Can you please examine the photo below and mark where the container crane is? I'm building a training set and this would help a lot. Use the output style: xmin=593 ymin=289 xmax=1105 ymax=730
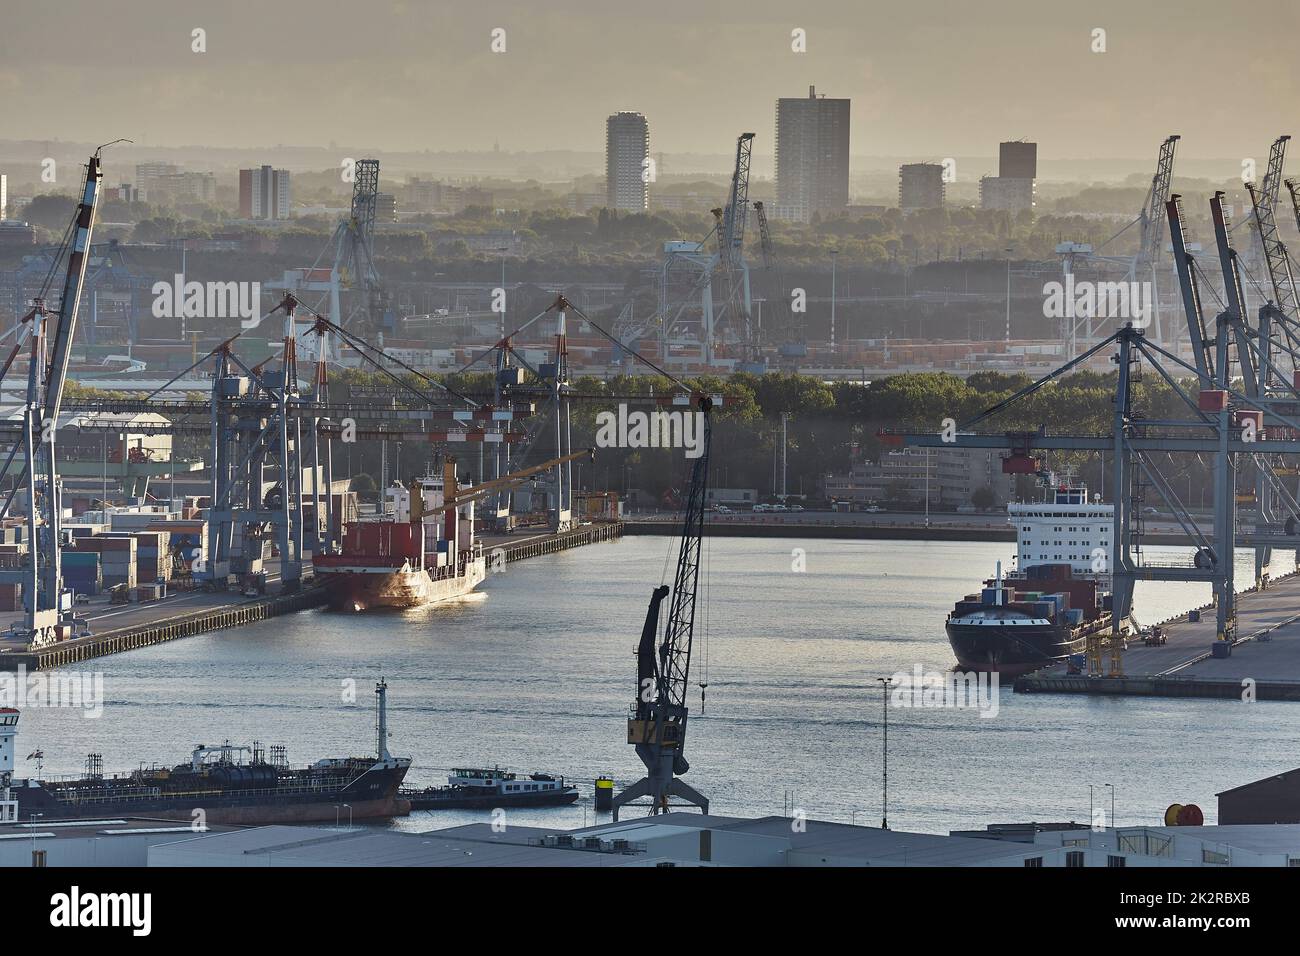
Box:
xmin=754 ymin=200 xmax=804 ymax=359
xmin=0 ymin=151 xmax=103 ymax=644
xmin=612 ymin=394 xmax=713 ymax=821
xmin=718 ymin=134 xmax=762 ymax=371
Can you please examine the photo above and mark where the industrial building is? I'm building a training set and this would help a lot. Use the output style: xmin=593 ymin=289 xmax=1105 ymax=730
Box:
xmin=239 ymin=165 xmax=291 ymax=220
xmin=822 ymin=445 xmax=1014 ymax=510
xmin=775 ymin=86 xmax=850 ymax=222
xmin=0 ymin=173 xmax=6 ymax=220
xmin=605 ymin=111 xmax=650 ymax=212
xmin=0 ymin=818 xmax=241 ymax=867
xmin=898 ymin=163 xmax=945 ymax=214
xmin=1218 ymin=768 xmax=1300 ymax=824
xmin=142 ymin=814 xmax=1300 ymax=867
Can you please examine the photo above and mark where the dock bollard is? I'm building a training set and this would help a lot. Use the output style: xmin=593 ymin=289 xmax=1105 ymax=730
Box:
xmin=594 ymin=776 xmax=614 ymax=812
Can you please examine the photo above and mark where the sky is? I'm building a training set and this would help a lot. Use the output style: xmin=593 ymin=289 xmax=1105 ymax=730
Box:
xmin=2 ymin=0 xmax=1298 ymax=163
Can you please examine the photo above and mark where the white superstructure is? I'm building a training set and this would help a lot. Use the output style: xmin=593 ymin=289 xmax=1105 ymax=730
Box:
xmin=1008 ymin=477 xmax=1113 ymax=579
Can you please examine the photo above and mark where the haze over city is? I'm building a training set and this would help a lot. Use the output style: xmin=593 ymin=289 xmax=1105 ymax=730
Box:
xmin=2 ymin=0 xmax=1298 ymax=162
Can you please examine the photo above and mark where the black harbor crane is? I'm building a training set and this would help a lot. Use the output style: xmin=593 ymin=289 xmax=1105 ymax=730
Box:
xmin=612 ymin=393 xmax=714 ymax=821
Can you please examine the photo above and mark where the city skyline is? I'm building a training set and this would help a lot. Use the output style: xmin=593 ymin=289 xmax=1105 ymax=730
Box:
xmin=3 ymin=0 xmax=1299 ymax=160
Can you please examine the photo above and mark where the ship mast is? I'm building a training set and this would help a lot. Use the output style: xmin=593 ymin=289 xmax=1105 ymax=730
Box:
xmin=375 ymin=679 xmax=390 ymax=761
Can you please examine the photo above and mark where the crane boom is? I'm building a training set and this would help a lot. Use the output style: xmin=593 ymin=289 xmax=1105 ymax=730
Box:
xmin=1138 ymin=136 xmax=1179 ymax=271
xmin=445 ymin=447 xmax=594 ymax=507
xmin=1166 ymin=194 xmax=1214 ymax=382
xmin=27 ymin=153 xmax=102 ymax=642
xmin=612 ymin=394 xmax=713 ymax=820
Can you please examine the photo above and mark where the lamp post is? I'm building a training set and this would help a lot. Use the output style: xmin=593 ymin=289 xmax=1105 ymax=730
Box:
xmin=830 ymin=250 xmax=840 ymax=351
xmin=1104 ymin=783 xmax=1115 ymax=829
xmin=1004 ymin=245 xmax=1014 ymax=343
xmin=877 ymin=676 xmax=893 ymax=829
xmin=497 ymin=246 xmax=509 ymax=340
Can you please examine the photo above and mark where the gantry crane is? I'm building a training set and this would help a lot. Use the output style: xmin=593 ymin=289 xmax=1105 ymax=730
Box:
xmin=338 ymin=159 xmax=393 ymax=333
xmin=1056 ymin=135 xmax=1179 ymax=354
xmin=613 ymin=393 xmax=713 ymax=821
xmin=0 ymin=151 xmax=103 ymax=644
xmin=753 ymin=200 xmax=804 ymax=359
xmin=650 ymin=133 xmax=757 ymax=368
xmin=1245 ymin=137 xmax=1297 ymax=377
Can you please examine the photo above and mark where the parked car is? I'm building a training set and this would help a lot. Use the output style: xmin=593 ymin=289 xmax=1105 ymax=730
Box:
xmin=772 ymin=504 xmax=789 ymax=513
xmin=864 ymin=505 xmax=885 ymax=513
xmin=790 ymin=504 xmax=804 ymax=513
xmin=753 ymin=503 xmax=771 ymax=513
xmin=716 ymin=505 xmax=733 ymax=515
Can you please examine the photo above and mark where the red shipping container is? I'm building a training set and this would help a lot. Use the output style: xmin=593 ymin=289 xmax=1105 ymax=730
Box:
xmin=1198 ymin=389 xmax=1229 ymax=412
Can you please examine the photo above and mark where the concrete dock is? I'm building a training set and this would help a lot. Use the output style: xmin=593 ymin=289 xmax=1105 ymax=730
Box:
xmin=0 ymin=521 xmax=622 ymax=671
xmin=1016 ymin=570 xmax=1300 ymax=700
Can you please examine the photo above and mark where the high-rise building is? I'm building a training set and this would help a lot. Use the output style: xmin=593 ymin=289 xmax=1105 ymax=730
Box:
xmin=133 ymin=163 xmax=214 ymax=204
xmin=775 ymin=85 xmax=850 ymax=222
xmin=980 ymin=176 xmax=1034 ymax=213
xmin=605 ymin=112 xmax=650 ymax=211
xmin=239 ymin=166 xmax=291 ymax=220
xmin=898 ymin=163 xmax=945 ymax=213
xmin=135 ymin=162 xmax=179 ymax=194
xmin=980 ymin=141 xmax=1037 ymax=214
xmin=999 ymin=141 xmax=1037 ymax=179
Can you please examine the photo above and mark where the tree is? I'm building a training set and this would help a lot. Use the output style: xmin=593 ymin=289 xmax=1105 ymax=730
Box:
xmin=23 ymin=194 xmax=77 ymax=230
xmin=971 ymin=486 xmax=997 ymax=510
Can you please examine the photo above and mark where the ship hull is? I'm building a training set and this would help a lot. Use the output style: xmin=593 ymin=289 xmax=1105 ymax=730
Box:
xmin=403 ymin=787 xmax=580 ymax=811
xmin=11 ymin=762 xmax=412 ymax=825
xmin=945 ymin=620 xmax=1089 ymax=677
xmin=321 ymin=557 xmax=487 ymax=611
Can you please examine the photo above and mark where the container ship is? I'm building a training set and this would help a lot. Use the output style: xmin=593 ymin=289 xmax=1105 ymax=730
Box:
xmin=946 ymin=477 xmax=1115 ymax=675
xmin=313 ymin=459 xmax=486 ymax=611
xmin=0 ymin=681 xmax=411 ymax=825
xmin=401 ymin=767 xmax=580 ymax=810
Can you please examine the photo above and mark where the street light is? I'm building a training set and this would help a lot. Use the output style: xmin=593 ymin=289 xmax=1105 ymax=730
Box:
xmin=830 ymin=250 xmax=840 ymax=351
xmin=876 ymin=676 xmax=893 ymax=830
xmin=497 ymin=246 xmax=509 ymax=339
xmin=1004 ymin=245 xmax=1015 ymax=343
xmin=1104 ymin=783 xmax=1115 ymax=828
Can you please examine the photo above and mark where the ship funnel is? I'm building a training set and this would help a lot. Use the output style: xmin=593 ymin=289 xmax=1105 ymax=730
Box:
xmin=443 ymin=457 xmax=459 ymax=505
xmin=408 ymin=479 xmax=424 ymax=524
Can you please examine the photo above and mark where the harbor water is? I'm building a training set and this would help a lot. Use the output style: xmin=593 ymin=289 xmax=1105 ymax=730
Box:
xmin=14 ymin=537 xmax=1299 ymax=834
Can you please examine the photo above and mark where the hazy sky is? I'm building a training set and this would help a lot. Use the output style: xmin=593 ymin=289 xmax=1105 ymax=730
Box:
xmin=3 ymin=0 xmax=1298 ymax=162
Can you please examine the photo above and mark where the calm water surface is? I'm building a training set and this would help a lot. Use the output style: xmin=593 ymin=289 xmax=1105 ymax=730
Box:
xmin=15 ymin=537 xmax=1299 ymax=833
